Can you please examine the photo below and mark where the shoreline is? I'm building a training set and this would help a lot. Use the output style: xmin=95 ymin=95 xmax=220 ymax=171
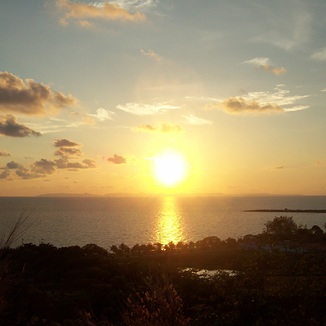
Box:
xmin=244 ymin=209 xmax=326 ymax=213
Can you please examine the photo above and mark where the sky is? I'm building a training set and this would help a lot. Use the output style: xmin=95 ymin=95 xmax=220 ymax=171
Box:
xmin=0 ymin=0 xmax=326 ymax=196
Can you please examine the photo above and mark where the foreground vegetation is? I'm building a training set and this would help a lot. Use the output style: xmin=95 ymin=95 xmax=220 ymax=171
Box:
xmin=0 ymin=216 xmax=325 ymax=325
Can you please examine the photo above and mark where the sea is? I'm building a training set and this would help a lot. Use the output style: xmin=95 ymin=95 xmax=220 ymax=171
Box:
xmin=0 ymin=196 xmax=326 ymax=250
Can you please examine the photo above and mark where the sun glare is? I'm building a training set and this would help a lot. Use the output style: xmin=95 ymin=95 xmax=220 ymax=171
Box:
xmin=153 ymin=150 xmax=188 ymax=187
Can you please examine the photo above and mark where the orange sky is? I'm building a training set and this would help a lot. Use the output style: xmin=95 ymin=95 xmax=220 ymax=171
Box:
xmin=1 ymin=0 xmax=326 ymax=196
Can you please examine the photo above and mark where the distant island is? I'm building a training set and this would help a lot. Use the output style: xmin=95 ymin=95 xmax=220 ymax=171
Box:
xmin=244 ymin=208 xmax=326 ymax=213
xmin=36 ymin=193 xmax=99 ymax=198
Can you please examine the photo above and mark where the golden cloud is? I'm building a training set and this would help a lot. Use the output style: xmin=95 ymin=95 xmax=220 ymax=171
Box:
xmin=56 ymin=0 xmax=146 ymax=26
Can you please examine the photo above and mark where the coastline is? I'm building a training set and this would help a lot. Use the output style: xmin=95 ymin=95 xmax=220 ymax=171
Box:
xmin=244 ymin=209 xmax=326 ymax=213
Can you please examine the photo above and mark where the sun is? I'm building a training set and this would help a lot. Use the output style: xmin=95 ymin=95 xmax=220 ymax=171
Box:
xmin=152 ymin=149 xmax=188 ymax=187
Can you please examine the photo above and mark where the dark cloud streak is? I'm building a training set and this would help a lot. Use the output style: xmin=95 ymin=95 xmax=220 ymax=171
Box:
xmin=0 ymin=115 xmax=41 ymax=137
xmin=54 ymin=139 xmax=79 ymax=147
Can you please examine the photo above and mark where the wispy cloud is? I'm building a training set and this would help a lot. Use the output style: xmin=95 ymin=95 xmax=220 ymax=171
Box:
xmin=244 ymin=85 xmax=309 ymax=109
xmin=183 ymin=114 xmax=212 ymax=125
xmin=108 ymin=154 xmax=127 ymax=164
xmin=111 ymin=0 xmax=158 ymax=10
xmin=311 ymin=47 xmax=326 ymax=61
xmin=0 ymin=71 xmax=77 ymax=115
xmin=56 ymin=0 xmax=146 ymax=27
xmin=244 ymin=57 xmax=287 ymax=75
xmin=0 ymin=115 xmax=41 ymax=137
xmin=321 ymin=88 xmax=326 ymax=92
xmin=141 ymin=49 xmax=163 ymax=62
xmin=209 ymin=85 xmax=309 ymax=114
xmin=88 ymin=107 xmax=115 ymax=121
xmin=137 ymin=123 xmax=182 ymax=133
xmin=116 ymin=102 xmax=180 ymax=115
xmin=253 ymin=5 xmax=312 ymax=50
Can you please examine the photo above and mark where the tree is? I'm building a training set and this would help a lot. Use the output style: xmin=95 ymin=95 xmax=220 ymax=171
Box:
xmin=264 ymin=216 xmax=297 ymax=240
xmin=310 ymin=225 xmax=323 ymax=236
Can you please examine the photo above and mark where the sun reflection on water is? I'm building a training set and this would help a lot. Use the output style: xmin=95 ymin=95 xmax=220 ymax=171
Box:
xmin=155 ymin=196 xmax=184 ymax=245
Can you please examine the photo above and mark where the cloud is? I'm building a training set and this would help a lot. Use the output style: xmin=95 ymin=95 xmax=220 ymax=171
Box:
xmin=108 ymin=154 xmax=126 ymax=164
xmin=0 ymin=115 xmax=41 ymax=137
xmin=0 ymin=72 xmax=77 ymax=115
xmin=209 ymin=85 xmax=309 ymax=114
xmin=15 ymin=166 xmax=42 ymax=180
xmin=53 ymin=138 xmax=96 ymax=170
xmin=244 ymin=57 xmax=287 ymax=75
xmin=116 ymin=102 xmax=180 ymax=115
xmin=0 ymin=170 xmax=10 ymax=179
xmin=88 ymin=107 xmax=115 ymax=121
xmin=12 ymin=156 xmax=96 ymax=179
xmin=55 ymin=157 xmax=96 ymax=169
xmin=111 ymin=0 xmax=157 ymax=10
xmin=56 ymin=0 xmax=146 ymax=27
xmin=82 ymin=158 xmax=97 ymax=168
xmin=245 ymin=85 xmax=309 ymax=109
xmin=183 ymin=114 xmax=213 ymax=125
xmin=7 ymin=161 xmax=21 ymax=169
xmin=137 ymin=123 xmax=182 ymax=133
xmin=32 ymin=159 xmax=56 ymax=175
xmin=311 ymin=47 xmax=326 ymax=61
xmin=0 ymin=151 xmax=10 ymax=157
xmin=141 ymin=49 xmax=163 ymax=62
xmin=54 ymin=138 xmax=80 ymax=147
xmin=220 ymin=98 xmax=284 ymax=114
xmin=2 ymin=139 xmax=97 ymax=180
xmin=55 ymin=147 xmax=82 ymax=157
xmin=53 ymin=138 xmax=96 ymax=169
xmin=321 ymin=88 xmax=326 ymax=92
xmin=6 ymin=159 xmax=55 ymax=179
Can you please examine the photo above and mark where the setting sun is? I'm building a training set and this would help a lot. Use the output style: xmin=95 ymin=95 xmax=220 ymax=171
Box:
xmin=153 ymin=150 xmax=188 ymax=187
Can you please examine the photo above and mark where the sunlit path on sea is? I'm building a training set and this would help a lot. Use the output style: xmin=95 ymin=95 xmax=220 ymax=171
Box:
xmin=155 ymin=196 xmax=186 ymax=245
xmin=1 ymin=196 xmax=326 ymax=249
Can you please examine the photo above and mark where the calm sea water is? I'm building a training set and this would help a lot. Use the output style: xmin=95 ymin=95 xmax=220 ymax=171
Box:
xmin=0 ymin=196 xmax=326 ymax=249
